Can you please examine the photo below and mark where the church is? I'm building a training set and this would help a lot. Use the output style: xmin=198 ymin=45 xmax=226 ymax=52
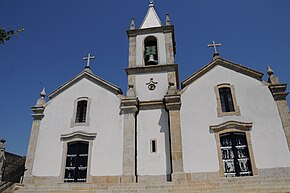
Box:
xmin=13 ymin=2 xmax=290 ymax=193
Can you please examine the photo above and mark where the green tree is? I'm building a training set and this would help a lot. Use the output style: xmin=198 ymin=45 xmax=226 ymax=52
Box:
xmin=0 ymin=28 xmax=24 ymax=44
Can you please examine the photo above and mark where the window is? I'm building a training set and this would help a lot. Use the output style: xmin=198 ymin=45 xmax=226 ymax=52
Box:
xmin=210 ymin=121 xmax=257 ymax=177
xmin=214 ymin=83 xmax=240 ymax=117
xmin=150 ymin=139 xmax=157 ymax=153
xmin=60 ymin=131 xmax=96 ymax=183
xmin=219 ymin=87 xmax=234 ymax=112
xmin=64 ymin=141 xmax=88 ymax=183
xmin=144 ymin=36 xmax=158 ymax=65
xmin=71 ymin=98 xmax=91 ymax=127
xmin=75 ymin=100 xmax=87 ymax=123
xmin=220 ymin=132 xmax=252 ymax=177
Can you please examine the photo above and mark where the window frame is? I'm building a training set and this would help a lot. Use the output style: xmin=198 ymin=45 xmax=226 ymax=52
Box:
xmin=210 ymin=121 xmax=257 ymax=177
xmin=220 ymin=132 xmax=252 ymax=177
xmin=214 ymin=83 xmax=241 ymax=117
xmin=71 ymin=97 xmax=91 ymax=127
xmin=59 ymin=131 xmax=96 ymax=183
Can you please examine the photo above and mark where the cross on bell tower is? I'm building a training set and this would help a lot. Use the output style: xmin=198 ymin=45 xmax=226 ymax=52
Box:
xmin=83 ymin=53 xmax=95 ymax=69
xmin=207 ymin=41 xmax=222 ymax=60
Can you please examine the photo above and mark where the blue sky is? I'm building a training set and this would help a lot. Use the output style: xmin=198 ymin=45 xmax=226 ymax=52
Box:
xmin=1 ymin=0 xmax=290 ymax=155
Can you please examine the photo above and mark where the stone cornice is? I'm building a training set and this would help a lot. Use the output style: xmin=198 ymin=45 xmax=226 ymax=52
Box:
xmin=120 ymin=97 xmax=139 ymax=114
xmin=269 ymin=84 xmax=289 ymax=101
xmin=127 ymin=25 xmax=174 ymax=37
xmin=271 ymin=92 xmax=289 ymax=101
xmin=269 ymin=84 xmax=287 ymax=91
xmin=126 ymin=64 xmax=178 ymax=75
xmin=210 ymin=121 xmax=253 ymax=133
xmin=60 ymin=131 xmax=97 ymax=141
xmin=165 ymin=94 xmax=181 ymax=111
xmin=139 ymin=100 xmax=164 ymax=110
xmin=31 ymin=106 xmax=45 ymax=121
xmin=181 ymin=58 xmax=264 ymax=89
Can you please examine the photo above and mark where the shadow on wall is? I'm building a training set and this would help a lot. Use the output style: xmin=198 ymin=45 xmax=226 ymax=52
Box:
xmin=159 ymin=109 xmax=172 ymax=181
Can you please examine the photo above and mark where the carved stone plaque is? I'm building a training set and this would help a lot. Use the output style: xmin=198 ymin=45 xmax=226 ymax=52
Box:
xmin=146 ymin=78 xmax=158 ymax=91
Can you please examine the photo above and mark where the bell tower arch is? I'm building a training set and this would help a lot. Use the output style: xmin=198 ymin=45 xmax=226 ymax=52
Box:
xmin=144 ymin=36 xmax=158 ymax=65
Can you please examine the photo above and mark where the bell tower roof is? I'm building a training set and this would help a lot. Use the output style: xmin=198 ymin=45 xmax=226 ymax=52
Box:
xmin=140 ymin=2 xmax=162 ymax=29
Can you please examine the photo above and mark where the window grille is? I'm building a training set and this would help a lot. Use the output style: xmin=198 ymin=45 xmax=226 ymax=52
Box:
xmin=64 ymin=142 xmax=88 ymax=182
xmin=220 ymin=132 xmax=252 ymax=177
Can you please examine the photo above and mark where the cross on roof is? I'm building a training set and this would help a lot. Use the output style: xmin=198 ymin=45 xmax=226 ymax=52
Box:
xmin=83 ymin=53 xmax=95 ymax=68
xmin=207 ymin=41 xmax=222 ymax=55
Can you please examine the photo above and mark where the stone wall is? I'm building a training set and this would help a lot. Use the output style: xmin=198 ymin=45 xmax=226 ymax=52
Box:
xmin=14 ymin=167 xmax=290 ymax=193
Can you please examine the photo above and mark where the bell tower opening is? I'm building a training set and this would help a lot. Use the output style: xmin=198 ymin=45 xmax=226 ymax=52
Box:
xmin=144 ymin=36 xmax=158 ymax=66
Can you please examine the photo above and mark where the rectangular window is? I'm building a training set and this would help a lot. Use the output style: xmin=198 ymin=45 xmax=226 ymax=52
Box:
xmin=64 ymin=142 xmax=88 ymax=182
xmin=220 ymin=132 xmax=252 ymax=177
xmin=150 ymin=139 xmax=157 ymax=153
xmin=75 ymin=100 xmax=87 ymax=123
xmin=219 ymin=87 xmax=235 ymax=112
xmin=215 ymin=84 xmax=241 ymax=117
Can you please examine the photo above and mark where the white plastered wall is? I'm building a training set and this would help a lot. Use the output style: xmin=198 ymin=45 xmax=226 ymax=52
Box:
xmin=180 ymin=65 xmax=290 ymax=173
xmin=137 ymin=109 xmax=171 ymax=175
xmin=136 ymin=33 xmax=167 ymax=66
xmin=32 ymin=78 xmax=123 ymax=176
xmin=135 ymin=72 xmax=168 ymax=101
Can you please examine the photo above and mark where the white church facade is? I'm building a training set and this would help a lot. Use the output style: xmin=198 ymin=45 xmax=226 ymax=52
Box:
xmin=15 ymin=2 xmax=290 ymax=193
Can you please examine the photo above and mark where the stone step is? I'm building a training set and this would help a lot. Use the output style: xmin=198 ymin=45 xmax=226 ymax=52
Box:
xmin=13 ymin=173 xmax=290 ymax=193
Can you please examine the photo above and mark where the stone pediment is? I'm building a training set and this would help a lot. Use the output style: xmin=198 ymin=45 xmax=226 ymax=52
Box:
xmin=140 ymin=3 xmax=162 ymax=29
xmin=48 ymin=68 xmax=123 ymax=99
xmin=181 ymin=58 xmax=264 ymax=89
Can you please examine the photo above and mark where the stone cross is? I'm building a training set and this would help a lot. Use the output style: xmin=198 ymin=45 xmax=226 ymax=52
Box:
xmin=83 ymin=53 xmax=95 ymax=68
xmin=207 ymin=41 xmax=222 ymax=54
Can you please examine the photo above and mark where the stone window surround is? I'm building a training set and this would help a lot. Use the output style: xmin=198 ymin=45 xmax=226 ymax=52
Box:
xmin=59 ymin=131 xmax=97 ymax=183
xmin=71 ymin=97 xmax=91 ymax=128
xmin=142 ymin=35 xmax=160 ymax=66
xmin=214 ymin=83 xmax=241 ymax=117
xmin=210 ymin=121 xmax=257 ymax=177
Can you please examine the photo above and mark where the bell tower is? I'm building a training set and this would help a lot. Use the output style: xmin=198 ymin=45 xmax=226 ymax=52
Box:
xmin=121 ymin=2 xmax=184 ymax=182
xmin=126 ymin=1 xmax=178 ymax=100
xmin=128 ymin=2 xmax=175 ymax=68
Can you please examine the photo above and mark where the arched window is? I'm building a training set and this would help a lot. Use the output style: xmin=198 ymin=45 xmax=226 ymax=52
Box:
xmin=220 ymin=132 xmax=252 ymax=177
xmin=75 ymin=100 xmax=87 ymax=123
xmin=219 ymin=87 xmax=234 ymax=112
xmin=71 ymin=97 xmax=91 ymax=127
xmin=144 ymin=36 xmax=158 ymax=65
xmin=214 ymin=83 xmax=240 ymax=117
xmin=64 ymin=141 xmax=88 ymax=182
